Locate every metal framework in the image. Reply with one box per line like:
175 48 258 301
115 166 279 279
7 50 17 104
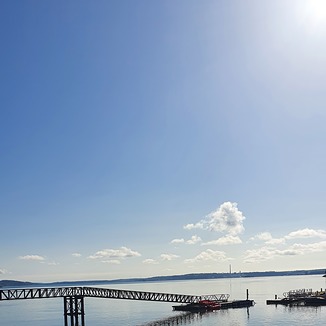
63 296 85 326
0 286 230 326
0 286 229 303
0 287 83 300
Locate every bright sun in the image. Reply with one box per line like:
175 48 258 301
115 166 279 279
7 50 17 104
303 0 326 27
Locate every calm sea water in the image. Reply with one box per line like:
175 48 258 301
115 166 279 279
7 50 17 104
1 275 326 325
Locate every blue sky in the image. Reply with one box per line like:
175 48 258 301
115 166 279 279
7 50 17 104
1 0 326 282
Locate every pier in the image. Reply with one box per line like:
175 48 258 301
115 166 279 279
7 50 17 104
266 288 326 306
0 286 230 326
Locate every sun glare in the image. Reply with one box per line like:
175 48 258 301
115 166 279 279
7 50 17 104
302 0 326 29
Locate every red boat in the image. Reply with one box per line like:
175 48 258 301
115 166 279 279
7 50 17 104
173 300 221 312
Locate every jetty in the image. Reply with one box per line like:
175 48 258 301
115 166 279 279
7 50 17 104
0 286 254 326
267 288 326 306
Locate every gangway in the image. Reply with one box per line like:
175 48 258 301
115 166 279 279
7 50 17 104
0 286 229 326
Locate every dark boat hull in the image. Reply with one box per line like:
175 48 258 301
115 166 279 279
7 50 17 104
173 301 221 312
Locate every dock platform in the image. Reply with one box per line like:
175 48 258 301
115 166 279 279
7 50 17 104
220 299 254 309
173 299 254 312
267 288 326 306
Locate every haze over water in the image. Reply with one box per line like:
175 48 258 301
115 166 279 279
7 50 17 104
1 275 326 326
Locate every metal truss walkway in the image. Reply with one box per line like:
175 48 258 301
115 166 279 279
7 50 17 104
0 286 229 326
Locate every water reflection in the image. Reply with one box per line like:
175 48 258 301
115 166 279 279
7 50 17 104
138 312 206 326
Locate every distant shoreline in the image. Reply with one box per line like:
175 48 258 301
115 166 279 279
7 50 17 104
1 268 325 288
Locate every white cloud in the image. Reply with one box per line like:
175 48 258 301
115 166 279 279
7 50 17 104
250 232 285 245
266 238 286 245
72 253 82 257
184 249 229 264
249 228 326 248
184 202 245 235
19 255 45 261
288 241 326 254
101 260 121 264
88 247 141 260
244 241 326 264
0 268 7 274
244 246 278 263
170 235 202 245
186 235 202 245
250 232 273 241
170 238 185 244
285 228 326 240
202 235 242 246
184 222 204 231
143 259 159 265
160 254 179 261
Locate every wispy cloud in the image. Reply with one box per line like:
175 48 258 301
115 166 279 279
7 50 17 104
160 253 179 261
171 235 202 245
202 235 242 246
184 249 229 264
72 253 82 257
186 235 202 244
250 232 273 242
170 238 185 244
0 268 8 274
244 246 278 263
249 232 285 245
101 260 121 264
250 228 326 246
19 255 45 261
143 259 159 265
244 241 326 264
184 202 245 235
88 247 141 260
285 228 326 240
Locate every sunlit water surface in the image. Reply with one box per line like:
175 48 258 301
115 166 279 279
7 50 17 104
1 275 326 325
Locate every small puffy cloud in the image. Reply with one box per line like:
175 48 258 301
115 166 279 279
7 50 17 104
285 228 326 240
170 238 185 244
143 259 159 265
19 255 45 261
184 202 245 235
202 235 242 246
186 235 202 245
160 254 179 261
88 247 141 260
250 232 273 241
72 253 82 257
184 222 204 230
0 268 8 274
184 249 229 264
250 232 285 245
171 236 202 245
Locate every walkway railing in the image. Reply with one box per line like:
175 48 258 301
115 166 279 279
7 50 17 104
0 286 229 303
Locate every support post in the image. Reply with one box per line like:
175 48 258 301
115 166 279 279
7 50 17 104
63 296 85 326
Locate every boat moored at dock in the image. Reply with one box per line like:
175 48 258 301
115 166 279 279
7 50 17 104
267 288 326 306
173 300 221 312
